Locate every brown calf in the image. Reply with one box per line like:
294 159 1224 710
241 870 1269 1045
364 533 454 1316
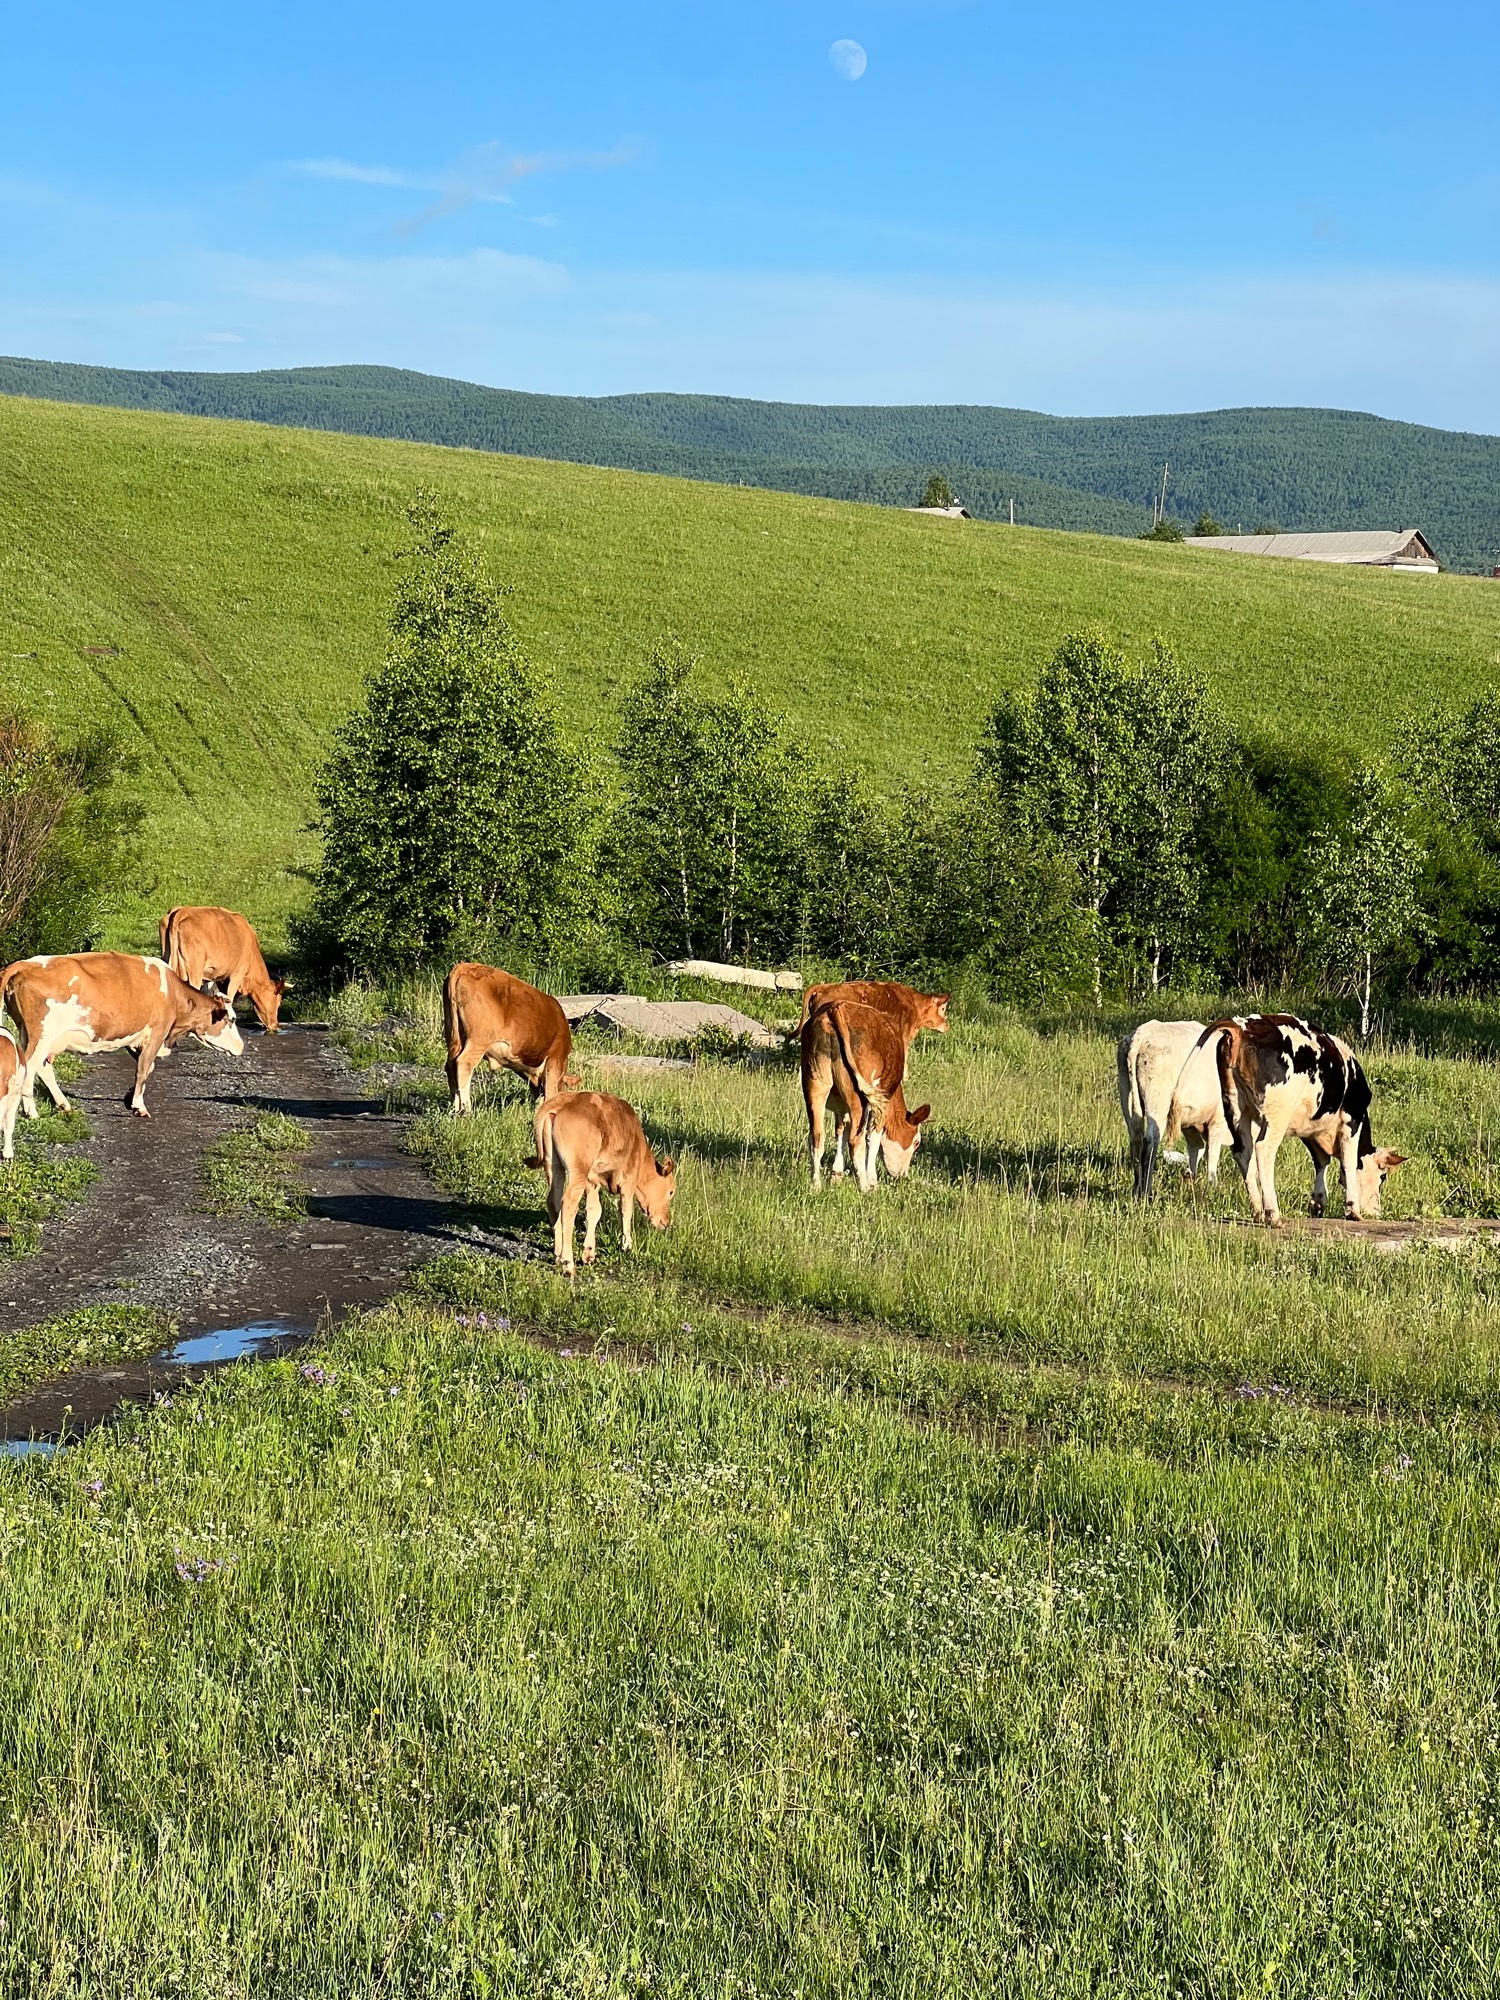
160 906 286 1032
796 979 950 1044
530 1089 676 1273
444 962 575 1113
0 952 243 1119
802 1000 931 1191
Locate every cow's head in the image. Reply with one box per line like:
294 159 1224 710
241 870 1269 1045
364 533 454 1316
641 1155 677 1229
917 992 950 1034
197 998 244 1057
1354 1146 1407 1217
879 1099 931 1179
255 976 288 1035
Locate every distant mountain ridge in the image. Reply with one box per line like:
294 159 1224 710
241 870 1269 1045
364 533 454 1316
3 355 1497 571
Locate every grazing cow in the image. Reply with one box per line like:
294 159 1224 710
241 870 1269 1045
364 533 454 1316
796 979 950 1045
530 1089 676 1273
1117 1018 1231 1199
444 962 576 1114
159 906 286 1033
0 1029 24 1162
1199 1013 1406 1226
802 999 931 1191
0 952 243 1119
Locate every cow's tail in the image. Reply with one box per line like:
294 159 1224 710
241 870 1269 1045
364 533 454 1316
826 1002 891 1124
1165 1020 1241 1153
795 984 823 1036
525 1096 556 1174
442 963 465 1063
158 909 178 972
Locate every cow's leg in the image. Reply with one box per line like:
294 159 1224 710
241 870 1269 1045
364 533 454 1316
1304 1138 1334 1218
1250 1124 1284 1226
806 1089 827 1190
555 1170 585 1273
24 1039 70 1117
1338 1129 1367 1220
129 1031 167 1117
0 1079 20 1161
1203 1124 1225 1185
448 1040 482 1115
831 1115 849 1180
855 1106 881 1193
547 1152 567 1257
581 1184 604 1265
1234 1119 1264 1220
620 1185 636 1254
1182 1124 1206 1182
1129 1121 1147 1199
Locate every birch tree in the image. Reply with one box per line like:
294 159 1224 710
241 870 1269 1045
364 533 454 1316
1302 767 1422 1035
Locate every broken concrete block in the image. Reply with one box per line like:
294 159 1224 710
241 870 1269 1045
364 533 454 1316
665 959 803 993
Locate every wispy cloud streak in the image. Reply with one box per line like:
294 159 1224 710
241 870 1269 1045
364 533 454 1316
289 137 646 232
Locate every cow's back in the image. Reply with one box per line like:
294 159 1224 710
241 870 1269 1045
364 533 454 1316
4 951 182 1037
801 979 943 1044
445 962 568 1065
1122 1020 1216 1133
163 906 260 983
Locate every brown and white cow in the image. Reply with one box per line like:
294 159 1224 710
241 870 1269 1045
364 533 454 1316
530 1089 676 1273
0 952 243 1119
1117 1018 1231 1199
159 906 287 1032
796 979 950 1044
802 999 931 1191
1195 1012 1406 1226
444 962 576 1114
0 1029 25 1162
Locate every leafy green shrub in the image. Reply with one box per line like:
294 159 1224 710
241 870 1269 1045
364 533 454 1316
300 495 587 975
0 716 140 963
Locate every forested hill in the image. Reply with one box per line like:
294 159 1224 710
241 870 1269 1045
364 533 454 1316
4 354 1498 570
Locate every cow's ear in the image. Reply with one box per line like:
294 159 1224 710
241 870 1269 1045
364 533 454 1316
910 1103 932 1125
274 976 289 994
658 1155 676 1176
1376 1149 1408 1169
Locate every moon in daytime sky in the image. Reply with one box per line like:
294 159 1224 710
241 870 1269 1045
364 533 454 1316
829 39 867 81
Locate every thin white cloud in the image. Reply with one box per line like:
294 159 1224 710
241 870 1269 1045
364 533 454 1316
289 157 426 190
286 138 647 233
393 138 647 235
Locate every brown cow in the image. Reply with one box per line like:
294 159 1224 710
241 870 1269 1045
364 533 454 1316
159 906 286 1032
444 962 576 1114
796 979 950 1044
0 952 243 1119
802 1000 931 1191
1195 1012 1406 1226
0 1029 24 1161
529 1089 676 1273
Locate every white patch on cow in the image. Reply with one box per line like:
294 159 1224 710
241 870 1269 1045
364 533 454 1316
204 1015 244 1056
142 955 169 996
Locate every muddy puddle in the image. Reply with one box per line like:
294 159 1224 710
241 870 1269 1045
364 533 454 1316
0 1316 310 1457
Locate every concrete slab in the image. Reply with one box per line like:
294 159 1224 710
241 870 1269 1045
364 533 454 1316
557 994 644 1024
589 996 781 1049
665 958 803 993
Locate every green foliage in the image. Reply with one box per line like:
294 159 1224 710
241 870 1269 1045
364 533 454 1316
1193 510 1225 536
304 497 586 973
9 356 1500 570
977 632 1225 998
0 715 139 963
919 472 955 509
1140 517 1185 541
613 643 811 962
1302 766 1423 1032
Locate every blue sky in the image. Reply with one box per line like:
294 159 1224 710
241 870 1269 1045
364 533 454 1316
4 0 1497 427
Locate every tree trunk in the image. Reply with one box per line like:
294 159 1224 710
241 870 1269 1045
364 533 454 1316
1361 949 1372 1037
1150 936 1161 992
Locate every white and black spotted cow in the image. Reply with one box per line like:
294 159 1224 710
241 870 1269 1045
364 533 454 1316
1198 1013 1406 1226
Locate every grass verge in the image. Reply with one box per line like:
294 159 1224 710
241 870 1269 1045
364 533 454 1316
199 1112 310 1223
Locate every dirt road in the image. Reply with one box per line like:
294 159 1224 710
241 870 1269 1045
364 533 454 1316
0 1022 509 1339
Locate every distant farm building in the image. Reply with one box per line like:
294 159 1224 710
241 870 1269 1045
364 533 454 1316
909 502 972 519
1183 529 1441 571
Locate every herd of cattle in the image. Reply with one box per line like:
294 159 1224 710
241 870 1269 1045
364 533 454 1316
0 911 1409 1269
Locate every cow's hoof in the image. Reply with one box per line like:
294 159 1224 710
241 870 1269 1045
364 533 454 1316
582 1250 596 1265
1309 1202 1325 1219
131 1106 151 1120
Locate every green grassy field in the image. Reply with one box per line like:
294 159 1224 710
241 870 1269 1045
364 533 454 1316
2 393 1497 950
9 999 1500 1990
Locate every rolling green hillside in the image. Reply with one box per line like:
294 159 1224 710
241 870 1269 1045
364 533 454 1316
1 392 1497 951
5 356 1498 570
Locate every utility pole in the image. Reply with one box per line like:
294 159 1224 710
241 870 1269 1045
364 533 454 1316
1151 462 1170 528
1009 496 1015 526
